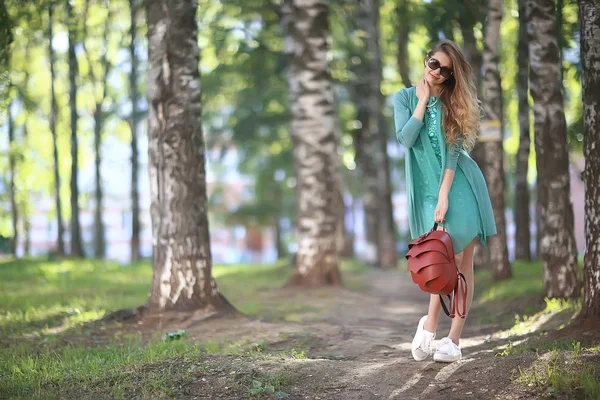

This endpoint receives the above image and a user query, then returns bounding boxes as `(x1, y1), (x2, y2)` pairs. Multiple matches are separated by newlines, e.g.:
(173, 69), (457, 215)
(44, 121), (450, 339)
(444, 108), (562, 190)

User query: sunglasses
(427, 56), (454, 79)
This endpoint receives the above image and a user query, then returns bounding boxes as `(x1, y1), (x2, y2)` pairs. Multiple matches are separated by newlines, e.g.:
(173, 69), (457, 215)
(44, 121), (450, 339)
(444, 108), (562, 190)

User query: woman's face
(425, 51), (453, 86)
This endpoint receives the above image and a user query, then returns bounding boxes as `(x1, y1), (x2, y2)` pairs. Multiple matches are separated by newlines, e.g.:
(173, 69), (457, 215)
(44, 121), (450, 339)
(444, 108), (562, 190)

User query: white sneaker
(411, 316), (435, 361)
(433, 337), (462, 363)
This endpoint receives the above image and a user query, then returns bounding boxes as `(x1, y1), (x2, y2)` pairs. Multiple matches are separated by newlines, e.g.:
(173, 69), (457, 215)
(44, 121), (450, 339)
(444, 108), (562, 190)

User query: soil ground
(107, 268), (599, 400)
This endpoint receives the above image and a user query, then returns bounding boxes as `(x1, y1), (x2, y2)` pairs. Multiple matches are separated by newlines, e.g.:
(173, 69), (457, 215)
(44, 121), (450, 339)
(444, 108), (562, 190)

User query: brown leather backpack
(405, 223), (467, 318)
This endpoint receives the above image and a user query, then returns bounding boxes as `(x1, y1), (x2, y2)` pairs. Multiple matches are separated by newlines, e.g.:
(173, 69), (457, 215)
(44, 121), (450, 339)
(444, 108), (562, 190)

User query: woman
(394, 40), (497, 363)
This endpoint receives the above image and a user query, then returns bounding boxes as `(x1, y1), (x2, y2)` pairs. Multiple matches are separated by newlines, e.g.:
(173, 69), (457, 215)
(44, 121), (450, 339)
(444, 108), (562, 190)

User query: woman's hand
(416, 76), (431, 102)
(434, 195), (448, 223)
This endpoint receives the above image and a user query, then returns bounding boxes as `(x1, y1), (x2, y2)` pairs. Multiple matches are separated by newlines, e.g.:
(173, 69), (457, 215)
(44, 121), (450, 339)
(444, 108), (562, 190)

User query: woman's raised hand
(416, 76), (431, 102)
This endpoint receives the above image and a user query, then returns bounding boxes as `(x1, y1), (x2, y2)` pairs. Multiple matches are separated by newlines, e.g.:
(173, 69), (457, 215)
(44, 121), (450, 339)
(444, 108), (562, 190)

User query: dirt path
(162, 268), (538, 399)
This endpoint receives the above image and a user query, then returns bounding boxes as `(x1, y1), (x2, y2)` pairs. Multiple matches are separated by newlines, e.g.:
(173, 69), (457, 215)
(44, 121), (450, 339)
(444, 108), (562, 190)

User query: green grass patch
(514, 348), (600, 400)
(1, 337), (204, 399)
(476, 260), (544, 303)
(0, 257), (366, 399)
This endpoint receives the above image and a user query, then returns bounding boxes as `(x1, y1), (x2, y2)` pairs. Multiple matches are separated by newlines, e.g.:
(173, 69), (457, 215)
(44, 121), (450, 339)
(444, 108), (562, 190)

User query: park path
(181, 268), (535, 399)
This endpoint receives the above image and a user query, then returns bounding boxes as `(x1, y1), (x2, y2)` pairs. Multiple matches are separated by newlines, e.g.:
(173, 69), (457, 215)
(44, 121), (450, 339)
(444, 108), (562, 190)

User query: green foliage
(514, 348), (600, 400)
(476, 260), (544, 303)
(0, 258), (367, 398)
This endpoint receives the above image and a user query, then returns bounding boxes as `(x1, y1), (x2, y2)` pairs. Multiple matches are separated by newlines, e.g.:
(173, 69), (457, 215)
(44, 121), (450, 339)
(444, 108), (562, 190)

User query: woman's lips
(429, 71), (440, 80)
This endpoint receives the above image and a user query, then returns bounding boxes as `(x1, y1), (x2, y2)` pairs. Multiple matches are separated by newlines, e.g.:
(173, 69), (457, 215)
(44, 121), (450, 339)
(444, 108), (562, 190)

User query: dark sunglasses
(427, 56), (454, 79)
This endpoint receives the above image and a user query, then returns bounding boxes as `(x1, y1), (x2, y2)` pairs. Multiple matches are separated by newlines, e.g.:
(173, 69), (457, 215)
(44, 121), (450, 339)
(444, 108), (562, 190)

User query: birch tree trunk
(146, 0), (234, 313)
(367, 0), (397, 269)
(579, 0), (600, 318)
(8, 102), (18, 257)
(458, 12), (489, 270)
(515, 0), (531, 261)
(84, 1), (112, 259)
(481, 0), (511, 279)
(395, 0), (412, 88)
(129, 0), (141, 262)
(281, 0), (343, 286)
(48, 2), (65, 257)
(67, 0), (84, 257)
(528, 0), (580, 298)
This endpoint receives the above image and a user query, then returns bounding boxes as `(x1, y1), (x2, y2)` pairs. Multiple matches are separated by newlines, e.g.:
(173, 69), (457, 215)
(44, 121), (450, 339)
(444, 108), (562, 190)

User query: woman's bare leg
(447, 239), (477, 345)
(423, 250), (465, 333)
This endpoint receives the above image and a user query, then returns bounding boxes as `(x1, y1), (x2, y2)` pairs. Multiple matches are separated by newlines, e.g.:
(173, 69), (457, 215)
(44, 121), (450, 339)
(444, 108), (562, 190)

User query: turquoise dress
(393, 86), (497, 254)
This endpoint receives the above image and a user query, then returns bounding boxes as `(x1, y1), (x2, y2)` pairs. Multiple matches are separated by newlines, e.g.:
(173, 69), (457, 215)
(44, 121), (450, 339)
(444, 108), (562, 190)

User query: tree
(395, 0), (412, 91)
(7, 101), (18, 256)
(456, 2), (490, 270)
(129, 0), (141, 263)
(67, 0), (84, 257)
(514, 0), (531, 261)
(281, 0), (343, 286)
(528, 0), (579, 298)
(579, 0), (600, 318)
(82, 0), (113, 258)
(146, 0), (233, 313)
(48, 1), (65, 256)
(344, 0), (395, 268)
(481, 0), (511, 279)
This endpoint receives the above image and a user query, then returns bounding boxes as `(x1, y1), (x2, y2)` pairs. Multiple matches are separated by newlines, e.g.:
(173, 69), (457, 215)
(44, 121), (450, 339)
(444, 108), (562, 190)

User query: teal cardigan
(394, 86), (497, 247)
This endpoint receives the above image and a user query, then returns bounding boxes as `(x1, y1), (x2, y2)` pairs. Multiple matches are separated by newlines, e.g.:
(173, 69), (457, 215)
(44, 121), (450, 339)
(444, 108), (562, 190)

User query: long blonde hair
(426, 40), (481, 151)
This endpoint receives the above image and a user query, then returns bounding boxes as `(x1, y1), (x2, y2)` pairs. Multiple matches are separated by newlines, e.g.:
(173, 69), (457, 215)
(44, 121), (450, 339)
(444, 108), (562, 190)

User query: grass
(475, 260), (544, 303)
(0, 257), (366, 399)
(514, 348), (600, 400)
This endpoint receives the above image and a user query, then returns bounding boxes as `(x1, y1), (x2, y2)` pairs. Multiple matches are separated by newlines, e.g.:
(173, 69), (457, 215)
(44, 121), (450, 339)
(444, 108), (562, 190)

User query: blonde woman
(394, 40), (497, 363)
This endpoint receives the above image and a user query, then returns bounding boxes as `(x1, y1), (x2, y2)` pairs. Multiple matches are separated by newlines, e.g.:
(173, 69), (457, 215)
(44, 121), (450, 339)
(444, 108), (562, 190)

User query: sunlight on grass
(514, 348), (600, 400)
(0, 257), (367, 398)
(477, 260), (543, 303)
(509, 298), (581, 336)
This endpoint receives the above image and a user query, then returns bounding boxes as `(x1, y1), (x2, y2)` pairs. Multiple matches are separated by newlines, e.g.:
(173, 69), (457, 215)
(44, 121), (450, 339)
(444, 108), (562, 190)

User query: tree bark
(8, 102), (18, 257)
(48, 2), (65, 257)
(67, 0), (84, 257)
(86, 2), (112, 259)
(129, 0), (141, 263)
(349, 0), (396, 268)
(396, 0), (412, 88)
(93, 109), (105, 258)
(481, 0), (511, 280)
(368, 0), (397, 269)
(458, 11), (489, 270)
(514, 0), (531, 261)
(281, 0), (343, 286)
(579, 0), (600, 318)
(146, 0), (234, 313)
(528, 0), (580, 298)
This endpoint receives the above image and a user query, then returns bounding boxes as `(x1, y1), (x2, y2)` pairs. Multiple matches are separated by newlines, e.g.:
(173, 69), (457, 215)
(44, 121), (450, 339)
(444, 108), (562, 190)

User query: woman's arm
(435, 139), (464, 223)
(393, 83), (429, 148)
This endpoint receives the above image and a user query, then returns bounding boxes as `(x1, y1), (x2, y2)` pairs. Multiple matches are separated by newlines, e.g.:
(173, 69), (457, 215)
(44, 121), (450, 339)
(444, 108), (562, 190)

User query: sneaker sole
(433, 353), (461, 363)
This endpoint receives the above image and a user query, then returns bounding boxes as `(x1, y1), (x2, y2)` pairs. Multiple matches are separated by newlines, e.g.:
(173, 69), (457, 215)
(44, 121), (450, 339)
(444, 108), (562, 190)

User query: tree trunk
(396, 0), (412, 88)
(93, 108), (105, 258)
(349, 0), (396, 268)
(579, 0), (600, 318)
(8, 102), (18, 257)
(129, 0), (141, 263)
(514, 0), (531, 262)
(88, 3), (112, 259)
(368, 0), (397, 269)
(458, 12), (489, 270)
(67, 0), (84, 258)
(275, 218), (286, 260)
(481, 0), (511, 280)
(48, 2), (65, 257)
(281, 0), (343, 286)
(528, 0), (580, 299)
(146, 0), (233, 313)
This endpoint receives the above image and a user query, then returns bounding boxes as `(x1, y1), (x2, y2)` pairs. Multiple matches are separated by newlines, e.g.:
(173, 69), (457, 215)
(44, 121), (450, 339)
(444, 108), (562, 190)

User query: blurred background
(0, 0), (585, 265)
